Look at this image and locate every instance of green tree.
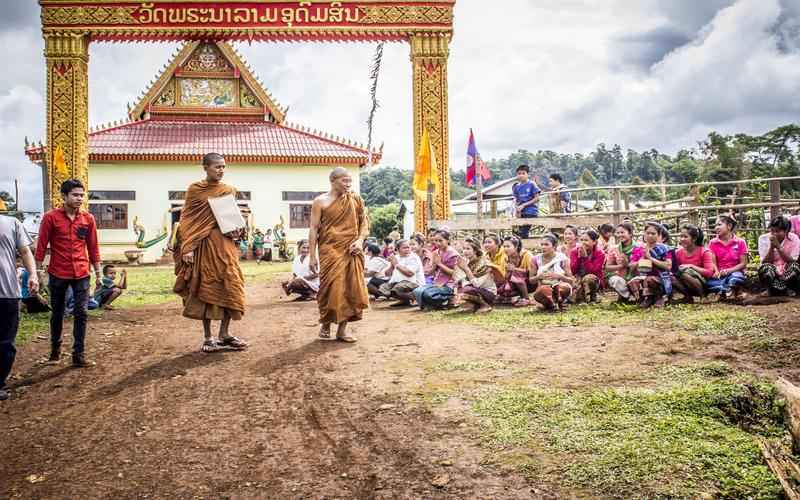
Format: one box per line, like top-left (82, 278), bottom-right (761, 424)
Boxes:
top-left (367, 203), bottom-right (401, 240)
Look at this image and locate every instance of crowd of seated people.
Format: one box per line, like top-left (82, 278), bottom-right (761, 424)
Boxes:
top-left (356, 212), bottom-right (800, 313)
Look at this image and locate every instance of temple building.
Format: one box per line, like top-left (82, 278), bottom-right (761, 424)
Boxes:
top-left (26, 41), bottom-right (380, 263)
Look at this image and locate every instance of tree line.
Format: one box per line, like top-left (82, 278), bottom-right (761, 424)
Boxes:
top-left (361, 124), bottom-right (800, 238)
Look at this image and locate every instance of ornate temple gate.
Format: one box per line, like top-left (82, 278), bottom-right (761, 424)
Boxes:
top-left (39, 0), bottom-right (455, 229)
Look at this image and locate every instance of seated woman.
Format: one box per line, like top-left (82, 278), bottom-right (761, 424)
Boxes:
top-left (706, 215), bottom-right (748, 299)
top-left (483, 234), bottom-right (508, 290)
top-left (596, 223), bottom-right (615, 253)
top-left (757, 215), bottom-right (800, 296)
top-left (604, 222), bottom-right (638, 302)
top-left (672, 224), bottom-right (714, 303)
top-left (531, 234), bottom-right (575, 312)
top-left (627, 222), bottom-right (673, 308)
top-left (570, 229), bottom-right (606, 303)
top-left (496, 235), bottom-right (534, 307)
top-left (364, 243), bottom-right (391, 298)
top-left (282, 239), bottom-right (320, 300)
top-left (412, 229), bottom-right (460, 310)
top-left (558, 224), bottom-right (579, 255)
top-left (456, 238), bottom-right (497, 314)
top-left (379, 239), bottom-right (426, 306)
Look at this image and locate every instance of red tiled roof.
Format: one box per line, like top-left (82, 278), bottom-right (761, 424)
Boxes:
top-left (26, 118), bottom-right (380, 166)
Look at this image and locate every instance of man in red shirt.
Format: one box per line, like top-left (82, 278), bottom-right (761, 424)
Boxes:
top-left (35, 179), bottom-right (101, 367)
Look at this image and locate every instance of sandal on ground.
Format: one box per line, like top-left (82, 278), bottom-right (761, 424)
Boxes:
top-left (219, 336), bottom-right (248, 349)
top-left (319, 326), bottom-right (332, 339)
top-left (201, 339), bottom-right (221, 353)
top-left (336, 335), bottom-right (357, 343)
top-left (513, 298), bottom-right (531, 307)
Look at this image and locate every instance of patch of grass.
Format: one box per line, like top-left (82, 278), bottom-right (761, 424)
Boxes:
top-left (426, 359), bottom-right (506, 373)
top-left (113, 261), bottom-right (290, 308)
top-left (18, 310), bottom-right (102, 344)
top-left (437, 302), bottom-right (767, 338)
top-left (473, 363), bottom-right (784, 499)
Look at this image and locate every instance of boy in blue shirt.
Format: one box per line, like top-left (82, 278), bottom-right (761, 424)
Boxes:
top-left (512, 165), bottom-right (540, 238)
top-left (94, 264), bottom-right (127, 310)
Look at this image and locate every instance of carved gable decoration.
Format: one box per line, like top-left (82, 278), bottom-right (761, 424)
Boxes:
top-left (129, 41), bottom-right (282, 122)
top-left (180, 43), bottom-right (233, 75)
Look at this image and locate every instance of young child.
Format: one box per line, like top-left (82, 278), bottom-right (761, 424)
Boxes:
top-left (17, 258), bottom-right (50, 314)
top-left (94, 264), bottom-right (127, 310)
top-left (512, 165), bottom-right (541, 238)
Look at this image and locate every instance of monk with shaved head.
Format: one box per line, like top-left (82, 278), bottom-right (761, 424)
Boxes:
top-left (308, 167), bottom-right (370, 342)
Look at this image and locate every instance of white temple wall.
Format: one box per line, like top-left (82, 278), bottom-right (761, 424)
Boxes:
top-left (88, 162), bottom-right (361, 264)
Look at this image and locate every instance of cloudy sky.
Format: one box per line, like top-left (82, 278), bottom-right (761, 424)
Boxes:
top-left (2, 0), bottom-right (800, 212)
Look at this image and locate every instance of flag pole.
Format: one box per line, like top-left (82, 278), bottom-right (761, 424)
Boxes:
top-left (476, 153), bottom-right (483, 221)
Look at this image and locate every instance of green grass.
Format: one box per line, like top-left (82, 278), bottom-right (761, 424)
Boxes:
top-left (113, 260), bottom-right (291, 308)
top-left (437, 302), bottom-right (768, 338)
top-left (473, 363), bottom-right (785, 499)
top-left (17, 261), bottom-right (291, 344)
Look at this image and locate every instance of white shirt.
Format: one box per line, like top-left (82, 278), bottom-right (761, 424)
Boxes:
top-left (364, 256), bottom-right (390, 284)
top-left (291, 254), bottom-right (320, 291)
top-left (389, 253), bottom-right (425, 286)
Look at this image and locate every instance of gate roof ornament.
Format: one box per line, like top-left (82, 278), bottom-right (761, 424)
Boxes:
top-left (40, 0), bottom-right (455, 42)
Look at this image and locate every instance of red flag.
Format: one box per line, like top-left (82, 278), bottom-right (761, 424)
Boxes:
top-left (466, 129), bottom-right (491, 186)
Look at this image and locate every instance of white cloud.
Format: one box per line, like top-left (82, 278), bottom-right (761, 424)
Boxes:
top-left (1, 0), bottom-right (799, 211)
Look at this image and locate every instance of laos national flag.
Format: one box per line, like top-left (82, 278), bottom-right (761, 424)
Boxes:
top-left (466, 129), bottom-right (491, 187)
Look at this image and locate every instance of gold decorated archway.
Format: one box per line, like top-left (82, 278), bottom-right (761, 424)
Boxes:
top-left (39, 0), bottom-right (454, 230)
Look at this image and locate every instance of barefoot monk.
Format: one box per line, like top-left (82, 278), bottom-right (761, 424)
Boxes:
top-left (174, 153), bottom-right (248, 352)
top-left (308, 167), bottom-right (370, 342)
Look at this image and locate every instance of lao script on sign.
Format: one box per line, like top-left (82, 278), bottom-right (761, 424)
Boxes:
top-left (208, 194), bottom-right (246, 234)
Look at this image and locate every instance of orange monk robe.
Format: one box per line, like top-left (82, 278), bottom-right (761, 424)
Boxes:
top-left (173, 180), bottom-right (245, 320)
top-left (317, 192), bottom-right (370, 324)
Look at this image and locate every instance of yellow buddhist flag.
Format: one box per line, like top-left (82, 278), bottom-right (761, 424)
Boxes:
top-left (53, 144), bottom-right (69, 178)
top-left (413, 128), bottom-right (439, 199)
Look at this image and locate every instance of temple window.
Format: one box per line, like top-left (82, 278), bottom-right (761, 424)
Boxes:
top-left (289, 204), bottom-right (313, 229)
top-left (90, 203), bottom-right (128, 230)
top-left (89, 190), bottom-right (136, 201)
top-left (282, 191), bottom-right (325, 201)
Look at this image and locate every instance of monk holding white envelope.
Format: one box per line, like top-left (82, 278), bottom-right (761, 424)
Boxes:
top-left (173, 153), bottom-right (249, 353)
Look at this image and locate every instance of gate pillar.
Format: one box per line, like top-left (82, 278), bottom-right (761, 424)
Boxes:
top-left (411, 34), bottom-right (450, 232)
top-left (44, 34), bottom-right (89, 209)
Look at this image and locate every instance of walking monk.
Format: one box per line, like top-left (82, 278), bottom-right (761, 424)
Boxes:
top-left (174, 153), bottom-right (248, 353)
top-left (308, 167), bottom-right (369, 342)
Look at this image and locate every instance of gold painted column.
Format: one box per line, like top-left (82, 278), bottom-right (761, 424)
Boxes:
top-left (44, 33), bottom-right (89, 209)
top-left (411, 34), bottom-right (451, 232)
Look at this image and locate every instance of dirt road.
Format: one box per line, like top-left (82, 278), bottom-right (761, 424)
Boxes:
top-left (1, 282), bottom-right (544, 500)
top-left (3, 280), bottom-right (797, 499)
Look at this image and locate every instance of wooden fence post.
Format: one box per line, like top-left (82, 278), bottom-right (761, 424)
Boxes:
top-left (612, 188), bottom-right (621, 226)
top-left (770, 179), bottom-right (782, 220)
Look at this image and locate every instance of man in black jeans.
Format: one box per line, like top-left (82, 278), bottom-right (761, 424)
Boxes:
top-left (1, 214), bottom-right (38, 401)
top-left (35, 179), bottom-right (102, 367)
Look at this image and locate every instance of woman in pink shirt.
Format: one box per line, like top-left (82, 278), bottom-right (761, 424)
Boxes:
top-left (758, 215), bottom-right (800, 296)
top-left (672, 225), bottom-right (715, 303)
top-left (558, 225), bottom-right (579, 256)
top-left (570, 229), bottom-right (606, 303)
top-left (706, 215), bottom-right (748, 299)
